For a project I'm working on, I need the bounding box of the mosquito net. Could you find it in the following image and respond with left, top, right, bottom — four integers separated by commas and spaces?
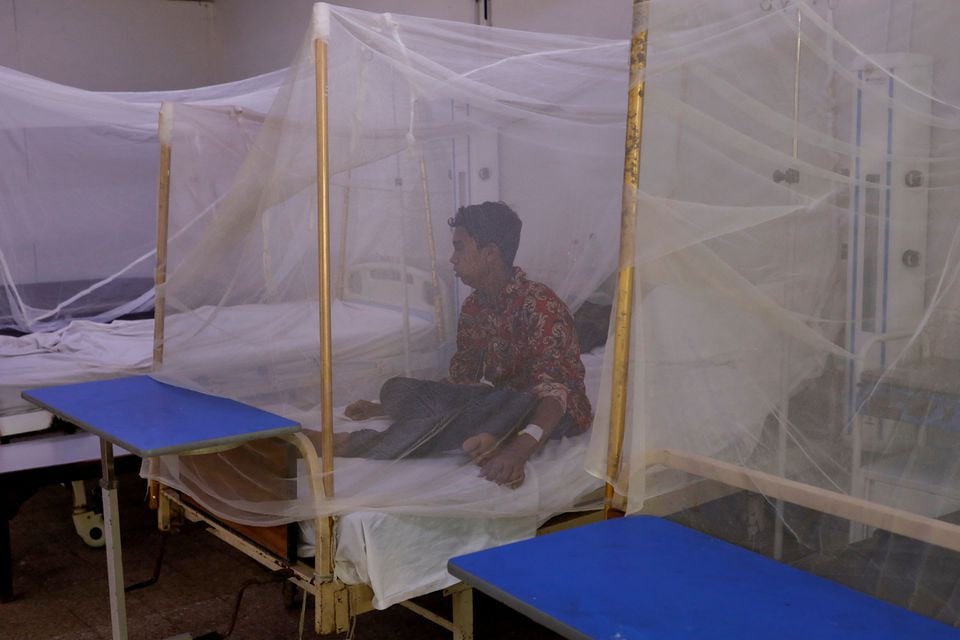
581, 0, 960, 625
148, 4, 627, 523
145, 0, 960, 623
0, 65, 284, 333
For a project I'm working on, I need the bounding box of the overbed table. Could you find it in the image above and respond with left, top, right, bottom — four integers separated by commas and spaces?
22, 375, 301, 640
448, 515, 959, 639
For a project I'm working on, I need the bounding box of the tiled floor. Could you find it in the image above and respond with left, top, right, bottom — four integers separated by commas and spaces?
4, 473, 562, 640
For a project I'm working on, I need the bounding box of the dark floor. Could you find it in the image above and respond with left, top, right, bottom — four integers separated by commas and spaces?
7, 473, 960, 640
4, 473, 565, 640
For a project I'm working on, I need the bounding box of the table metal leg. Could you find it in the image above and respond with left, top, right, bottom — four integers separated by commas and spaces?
100, 439, 128, 640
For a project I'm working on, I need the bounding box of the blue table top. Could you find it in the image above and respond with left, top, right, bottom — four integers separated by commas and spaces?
22, 376, 300, 457
449, 515, 959, 640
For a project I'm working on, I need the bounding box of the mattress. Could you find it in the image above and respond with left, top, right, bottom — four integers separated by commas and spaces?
0, 277, 155, 333
327, 434, 600, 609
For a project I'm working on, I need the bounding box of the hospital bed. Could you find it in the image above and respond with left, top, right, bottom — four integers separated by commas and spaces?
152, 344, 608, 634
0, 262, 444, 428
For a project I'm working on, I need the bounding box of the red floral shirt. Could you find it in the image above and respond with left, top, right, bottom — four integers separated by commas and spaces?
449, 268, 592, 431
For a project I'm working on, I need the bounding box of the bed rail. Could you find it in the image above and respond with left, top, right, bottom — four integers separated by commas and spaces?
645, 448, 960, 554
343, 261, 446, 320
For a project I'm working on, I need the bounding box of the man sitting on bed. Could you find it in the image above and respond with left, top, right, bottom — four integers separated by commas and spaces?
335, 201, 592, 489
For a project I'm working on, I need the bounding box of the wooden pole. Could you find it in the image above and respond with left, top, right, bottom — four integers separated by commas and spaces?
314, 36, 340, 634
605, 0, 650, 518
315, 38, 335, 500
152, 103, 173, 371
148, 103, 173, 511
419, 155, 447, 341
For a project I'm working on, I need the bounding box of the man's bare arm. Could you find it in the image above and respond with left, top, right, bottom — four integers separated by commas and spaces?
475, 396, 564, 486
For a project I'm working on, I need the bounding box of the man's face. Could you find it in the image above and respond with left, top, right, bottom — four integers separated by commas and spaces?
450, 227, 486, 289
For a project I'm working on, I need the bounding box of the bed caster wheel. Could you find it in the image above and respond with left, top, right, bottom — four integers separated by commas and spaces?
73, 510, 106, 547
70, 480, 105, 547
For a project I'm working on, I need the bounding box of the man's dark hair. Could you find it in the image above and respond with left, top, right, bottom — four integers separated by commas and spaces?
448, 201, 522, 266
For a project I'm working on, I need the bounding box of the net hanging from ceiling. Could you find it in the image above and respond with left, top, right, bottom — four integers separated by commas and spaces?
584, 0, 960, 625
149, 4, 628, 523
145, 0, 960, 625
0, 65, 283, 333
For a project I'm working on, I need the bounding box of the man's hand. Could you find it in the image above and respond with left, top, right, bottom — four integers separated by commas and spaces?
474, 433, 539, 489
344, 400, 385, 421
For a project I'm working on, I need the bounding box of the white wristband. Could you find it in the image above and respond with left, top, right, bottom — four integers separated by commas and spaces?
518, 423, 545, 442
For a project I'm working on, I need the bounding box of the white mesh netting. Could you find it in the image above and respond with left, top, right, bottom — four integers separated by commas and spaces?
148, 4, 626, 523
583, 0, 960, 623
0, 65, 284, 333
137, 1, 960, 622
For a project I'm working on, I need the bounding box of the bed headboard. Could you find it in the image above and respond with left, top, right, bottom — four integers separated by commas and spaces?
343, 262, 444, 318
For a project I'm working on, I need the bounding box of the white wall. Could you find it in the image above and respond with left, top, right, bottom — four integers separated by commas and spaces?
0, 0, 219, 91
215, 0, 632, 83
0, 0, 633, 90
492, 0, 632, 39
215, 0, 475, 81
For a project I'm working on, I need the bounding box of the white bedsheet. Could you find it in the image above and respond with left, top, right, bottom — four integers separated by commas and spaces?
0, 300, 435, 419
329, 433, 600, 609
0, 318, 154, 418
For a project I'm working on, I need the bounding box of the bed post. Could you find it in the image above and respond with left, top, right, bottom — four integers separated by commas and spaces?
419, 155, 447, 341
153, 102, 173, 371
314, 23, 343, 635
315, 37, 335, 500
148, 103, 174, 511
605, 0, 650, 518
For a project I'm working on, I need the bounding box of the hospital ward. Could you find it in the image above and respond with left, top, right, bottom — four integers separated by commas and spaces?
5, 0, 960, 638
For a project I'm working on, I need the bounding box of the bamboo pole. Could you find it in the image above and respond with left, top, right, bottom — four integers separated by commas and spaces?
152, 103, 173, 371
314, 37, 340, 634
335, 172, 351, 299
605, 0, 650, 518
148, 103, 174, 511
419, 155, 447, 341
315, 38, 335, 500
